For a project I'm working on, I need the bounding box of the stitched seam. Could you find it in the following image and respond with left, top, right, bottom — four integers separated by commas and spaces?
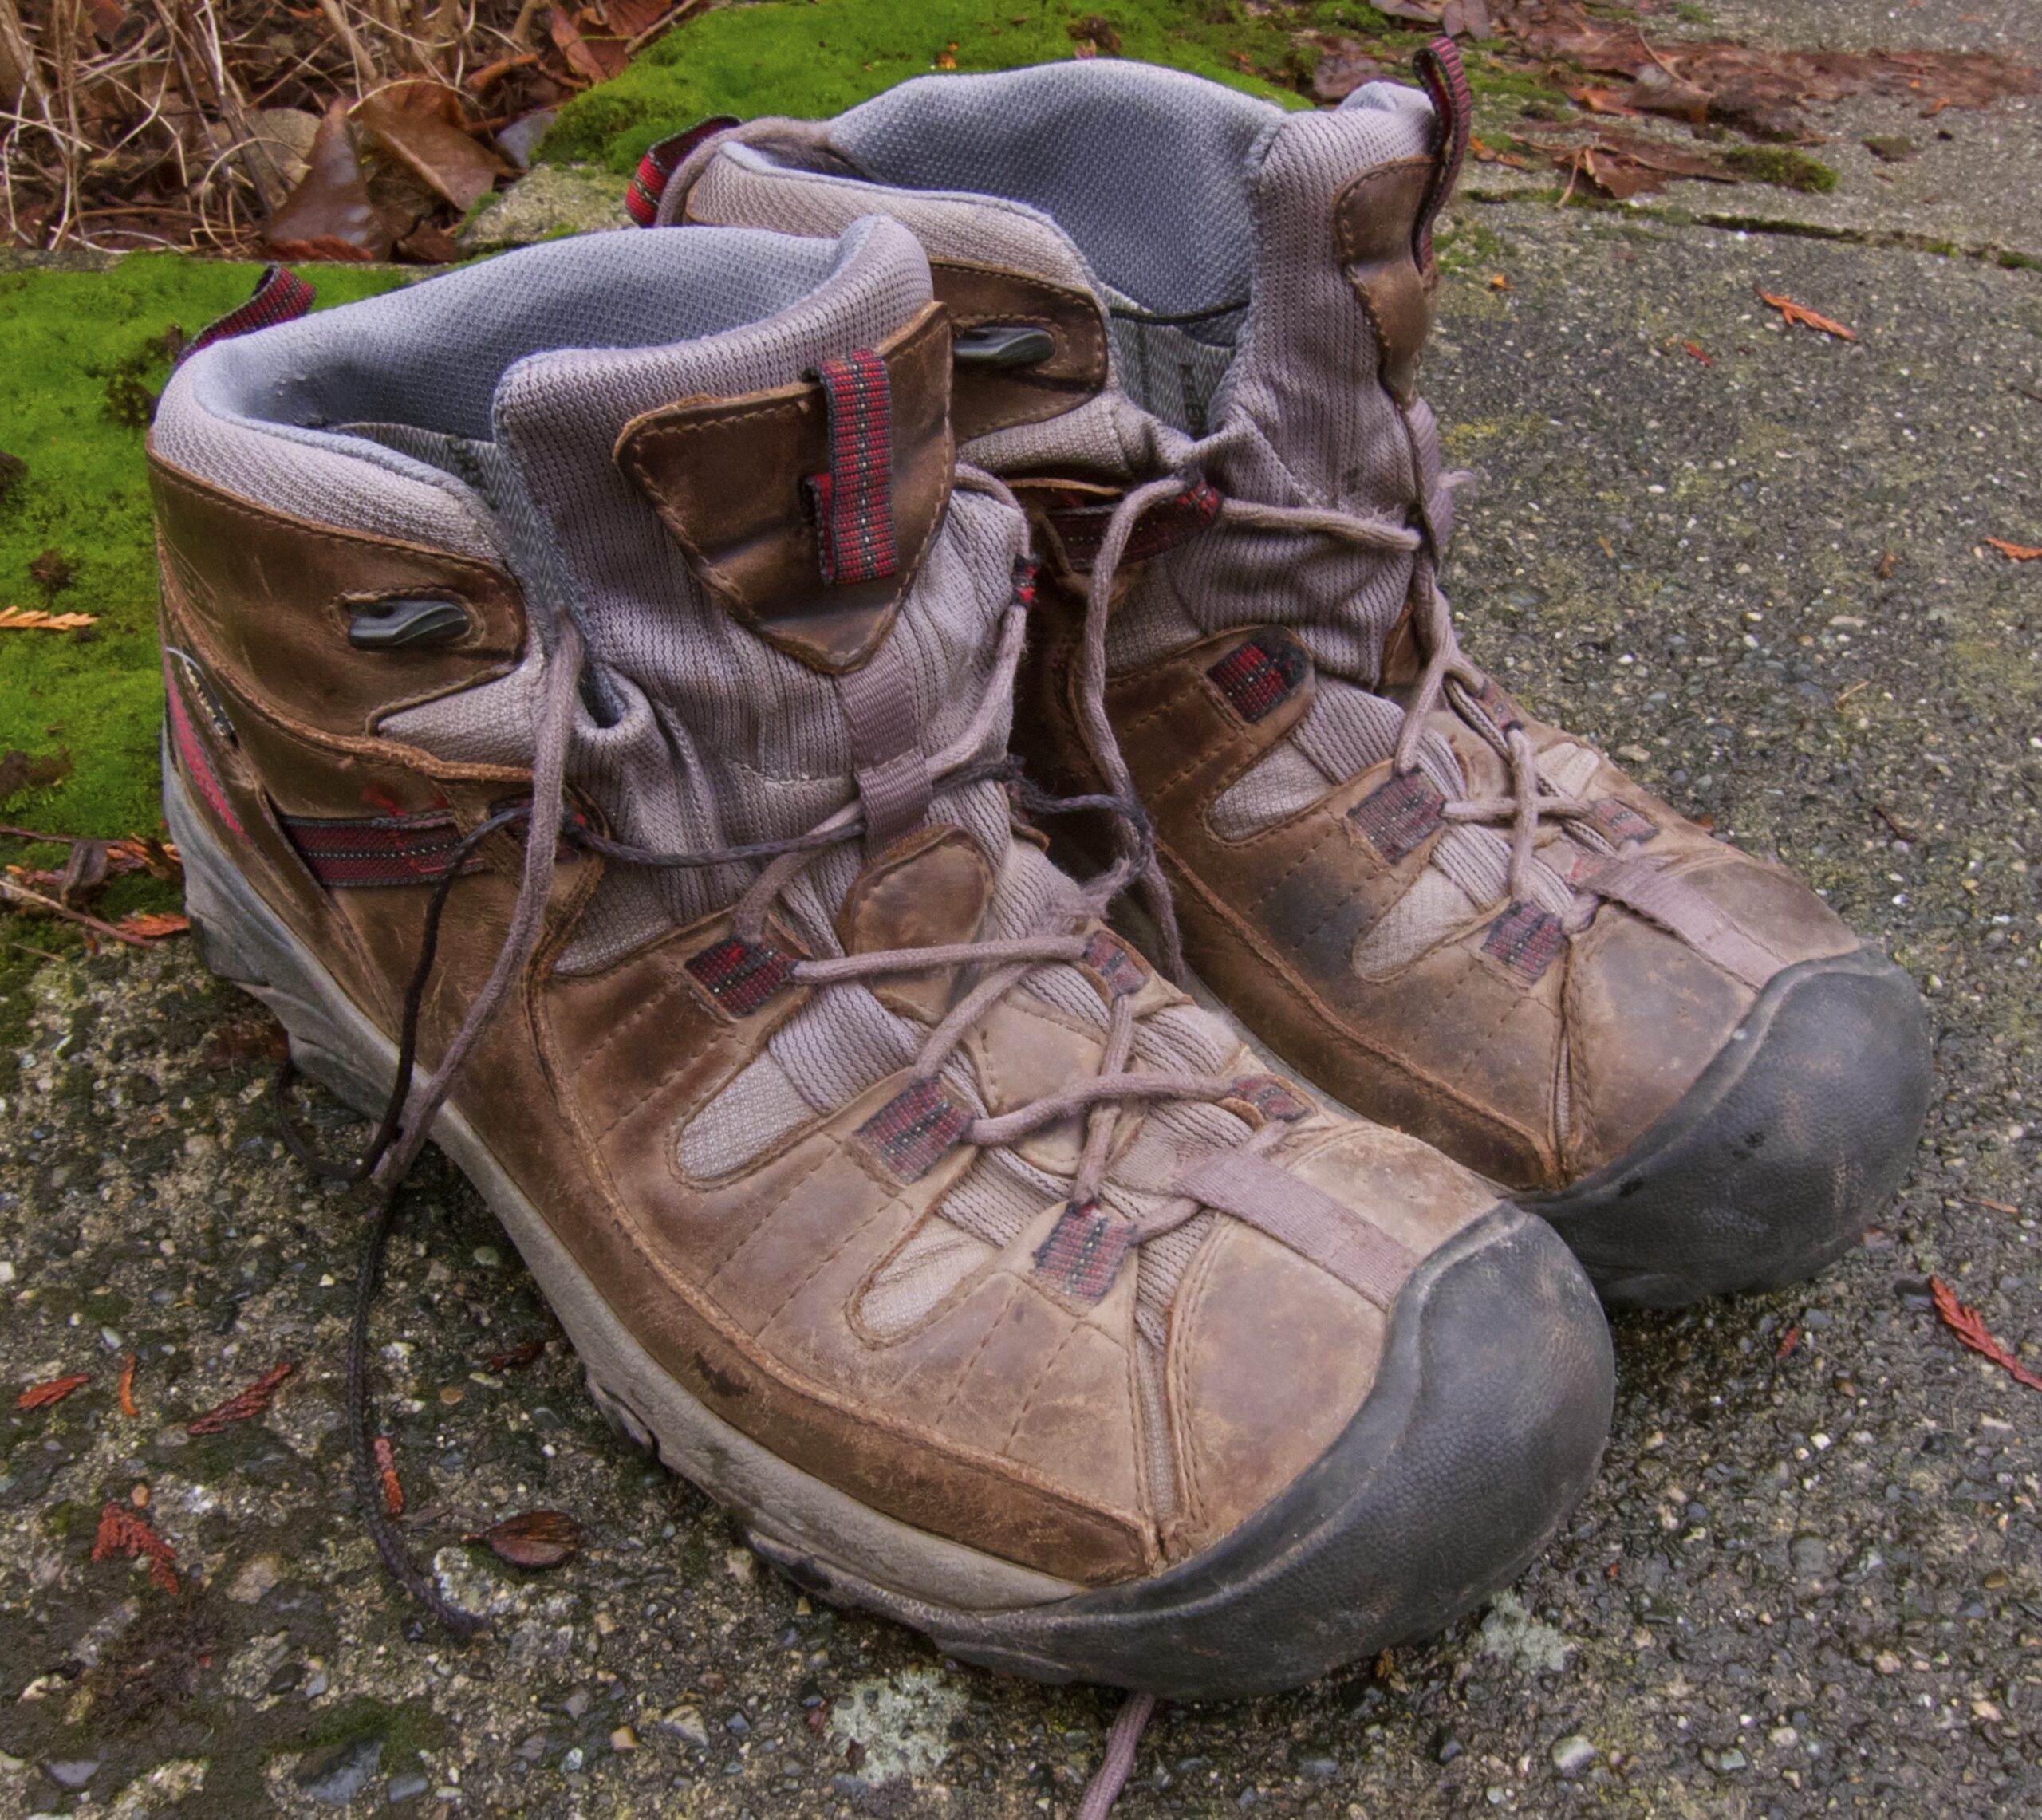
713, 1133, 877, 1316
1242, 814, 1351, 920
151, 459, 522, 599
929, 1274, 1024, 1428
1167, 1231, 1223, 1537
996, 1305, 1090, 1456
1158, 841, 1545, 1164
573, 948, 692, 1076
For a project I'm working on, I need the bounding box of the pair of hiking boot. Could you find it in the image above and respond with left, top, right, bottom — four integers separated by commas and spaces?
151, 43, 1928, 1806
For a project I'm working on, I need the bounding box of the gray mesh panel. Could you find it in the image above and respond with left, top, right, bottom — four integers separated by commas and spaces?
830, 61, 1285, 314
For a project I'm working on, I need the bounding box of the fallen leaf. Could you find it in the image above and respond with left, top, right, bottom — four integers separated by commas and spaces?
1931, 1277, 2042, 1392
263, 101, 392, 262
202, 1014, 290, 1071
484, 1338, 546, 1371
1468, 135, 1531, 169
1370, 0, 1445, 22
187, 1358, 295, 1435
1963, 1195, 2020, 1216
934, 41, 957, 70
0, 750, 71, 802
353, 82, 510, 214
1626, 75, 1714, 126
1874, 550, 1898, 579
374, 1436, 405, 1516
57, 837, 108, 907
550, 5, 629, 83
91, 1501, 179, 1594
1680, 341, 1713, 364
0, 605, 98, 632
1776, 1325, 1800, 1359
107, 835, 183, 884
1566, 85, 1640, 116
1758, 291, 1858, 341
119, 1353, 139, 1418
1438, 0, 1492, 38
1066, 15, 1121, 56
115, 912, 191, 940
475, 1509, 581, 1569
29, 549, 73, 592
1488, 273, 1512, 290
16, 1372, 90, 1410
1983, 535, 2042, 561
605, 0, 680, 39
1307, 37, 1383, 104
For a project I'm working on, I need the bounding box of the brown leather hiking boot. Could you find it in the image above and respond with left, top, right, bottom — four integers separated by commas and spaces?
151, 222, 1610, 1700
653, 47, 1934, 1308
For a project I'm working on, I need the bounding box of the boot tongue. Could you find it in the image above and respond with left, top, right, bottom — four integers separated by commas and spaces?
483, 217, 1019, 967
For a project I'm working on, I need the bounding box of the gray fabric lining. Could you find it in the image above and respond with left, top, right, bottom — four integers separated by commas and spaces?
828, 61, 1286, 316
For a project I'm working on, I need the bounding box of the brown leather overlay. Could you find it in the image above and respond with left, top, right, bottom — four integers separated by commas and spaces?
932, 259, 1111, 442
1332, 158, 1434, 410
834, 824, 995, 1023
614, 301, 953, 674
149, 457, 527, 739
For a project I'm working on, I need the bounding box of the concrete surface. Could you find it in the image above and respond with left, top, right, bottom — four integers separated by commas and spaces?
5, 15, 2042, 1820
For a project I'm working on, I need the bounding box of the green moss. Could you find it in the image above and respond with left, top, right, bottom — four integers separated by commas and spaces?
1723, 144, 1839, 193
542, 0, 1321, 171
0, 256, 408, 841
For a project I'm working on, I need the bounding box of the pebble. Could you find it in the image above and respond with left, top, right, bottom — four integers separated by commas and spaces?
386, 1769, 430, 1802
43, 1760, 98, 1790
660, 1706, 710, 1748
1551, 1734, 1597, 1775
228, 1553, 283, 1603
297, 1736, 381, 1806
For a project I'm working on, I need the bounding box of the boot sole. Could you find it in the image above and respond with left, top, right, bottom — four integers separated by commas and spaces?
167, 757, 1612, 1698
1522, 946, 1933, 1309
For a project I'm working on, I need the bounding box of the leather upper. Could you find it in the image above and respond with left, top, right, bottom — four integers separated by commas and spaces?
150, 447, 1510, 1586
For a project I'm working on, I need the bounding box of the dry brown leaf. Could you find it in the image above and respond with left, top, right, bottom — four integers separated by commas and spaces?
373, 1436, 405, 1516
1438, 0, 1492, 38
1758, 291, 1859, 340
16, 1372, 90, 1410
550, 6, 629, 84
0, 605, 98, 632
484, 1338, 546, 1372
91, 1501, 179, 1594
118, 1352, 140, 1419
1468, 135, 1531, 169
1931, 1277, 2042, 1392
116, 911, 191, 940
475, 1509, 581, 1569
1565, 85, 1640, 117
187, 1358, 295, 1435
354, 83, 510, 213
1983, 536, 2042, 561
263, 101, 392, 262
1681, 340, 1713, 364
1307, 37, 1385, 104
